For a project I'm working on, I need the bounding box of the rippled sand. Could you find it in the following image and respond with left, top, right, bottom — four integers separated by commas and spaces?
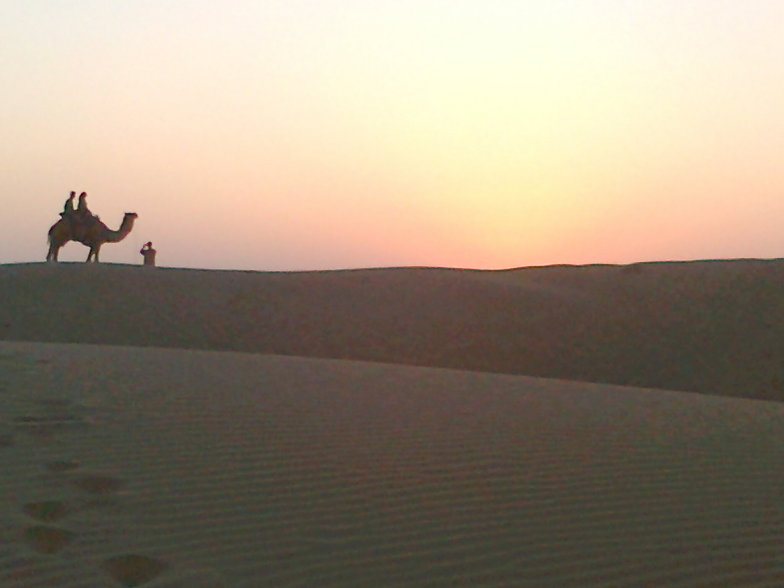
1, 261, 783, 585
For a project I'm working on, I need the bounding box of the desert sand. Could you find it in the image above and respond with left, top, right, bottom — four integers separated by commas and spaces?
3, 259, 784, 400
1, 260, 783, 586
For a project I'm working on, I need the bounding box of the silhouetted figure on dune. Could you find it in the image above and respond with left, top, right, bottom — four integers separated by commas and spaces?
47, 191, 138, 263
140, 241, 156, 267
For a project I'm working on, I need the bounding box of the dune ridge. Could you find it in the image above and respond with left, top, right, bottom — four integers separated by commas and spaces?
2, 259, 784, 400
2, 260, 784, 585
1, 342, 783, 586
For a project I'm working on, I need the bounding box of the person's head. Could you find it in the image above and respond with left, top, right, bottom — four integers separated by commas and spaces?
79, 192, 87, 198
69, 191, 75, 197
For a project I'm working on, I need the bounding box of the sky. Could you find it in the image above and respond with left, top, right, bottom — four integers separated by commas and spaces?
1, 1, 783, 270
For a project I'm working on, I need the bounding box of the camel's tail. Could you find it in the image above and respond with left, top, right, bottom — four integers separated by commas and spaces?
46, 227, 54, 261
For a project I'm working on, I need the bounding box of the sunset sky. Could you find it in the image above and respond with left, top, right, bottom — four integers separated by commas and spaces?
2, 1, 782, 270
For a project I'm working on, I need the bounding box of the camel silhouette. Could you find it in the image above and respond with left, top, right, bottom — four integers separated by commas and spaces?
46, 212, 138, 263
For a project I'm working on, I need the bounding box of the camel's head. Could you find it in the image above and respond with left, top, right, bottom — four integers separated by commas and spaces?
124, 213, 139, 220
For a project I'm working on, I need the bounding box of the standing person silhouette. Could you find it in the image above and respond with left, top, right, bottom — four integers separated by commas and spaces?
140, 242, 156, 266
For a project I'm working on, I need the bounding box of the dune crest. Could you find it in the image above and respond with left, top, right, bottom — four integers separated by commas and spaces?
2, 260, 783, 585
2, 259, 784, 400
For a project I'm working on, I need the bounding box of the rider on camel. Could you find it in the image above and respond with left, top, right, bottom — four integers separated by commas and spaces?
76, 192, 92, 219
61, 191, 76, 217
60, 191, 96, 242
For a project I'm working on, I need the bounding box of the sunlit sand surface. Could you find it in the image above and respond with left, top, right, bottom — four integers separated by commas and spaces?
1, 261, 783, 585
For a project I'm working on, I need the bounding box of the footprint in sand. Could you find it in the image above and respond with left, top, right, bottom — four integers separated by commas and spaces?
102, 554, 170, 587
19, 486, 77, 555
16, 450, 173, 585
22, 525, 75, 555
16, 465, 116, 560
43, 462, 126, 500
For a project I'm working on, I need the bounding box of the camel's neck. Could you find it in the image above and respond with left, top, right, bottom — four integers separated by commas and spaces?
105, 216, 136, 243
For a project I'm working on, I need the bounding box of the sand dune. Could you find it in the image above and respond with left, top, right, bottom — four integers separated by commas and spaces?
2, 260, 784, 586
1, 341, 783, 586
2, 260, 784, 399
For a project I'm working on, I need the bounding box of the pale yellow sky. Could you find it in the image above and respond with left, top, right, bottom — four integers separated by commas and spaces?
2, 1, 783, 269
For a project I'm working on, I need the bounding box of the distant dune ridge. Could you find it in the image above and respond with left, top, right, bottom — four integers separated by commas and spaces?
2, 259, 784, 399
1, 260, 784, 586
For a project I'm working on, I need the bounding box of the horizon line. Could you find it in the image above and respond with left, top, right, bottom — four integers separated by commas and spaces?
3, 256, 784, 274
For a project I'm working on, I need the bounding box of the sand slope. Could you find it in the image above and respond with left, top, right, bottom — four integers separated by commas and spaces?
1, 341, 784, 586
2, 260, 784, 399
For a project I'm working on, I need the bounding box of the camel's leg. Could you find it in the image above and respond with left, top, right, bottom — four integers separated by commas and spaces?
86, 245, 100, 263
46, 244, 59, 262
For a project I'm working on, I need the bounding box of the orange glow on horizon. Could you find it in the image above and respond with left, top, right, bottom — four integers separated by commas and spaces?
1, 2, 783, 269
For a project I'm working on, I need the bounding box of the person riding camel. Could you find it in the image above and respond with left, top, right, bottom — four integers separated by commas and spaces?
60, 191, 96, 242
60, 191, 76, 217
76, 192, 92, 219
